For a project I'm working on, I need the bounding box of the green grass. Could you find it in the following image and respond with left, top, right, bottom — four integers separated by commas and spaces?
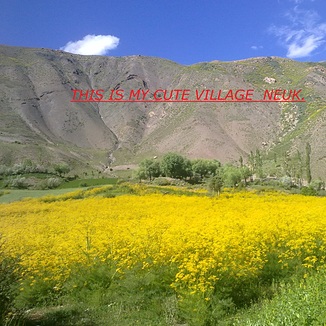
231, 269, 326, 325
13, 265, 178, 326
0, 178, 117, 203
0, 181, 199, 203
0, 179, 202, 203
0, 188, 83, 203
9, 259, 326, 326
58, 178, 118, 189
108, 169, 134, 179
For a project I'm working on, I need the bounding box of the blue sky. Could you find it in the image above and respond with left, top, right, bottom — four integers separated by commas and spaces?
0, 0, 325, 64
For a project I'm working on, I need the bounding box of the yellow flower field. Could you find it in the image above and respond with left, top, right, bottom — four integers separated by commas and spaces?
1, 189, 326, 297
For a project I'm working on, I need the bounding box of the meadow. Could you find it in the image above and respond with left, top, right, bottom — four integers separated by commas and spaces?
0, 184, 326, 325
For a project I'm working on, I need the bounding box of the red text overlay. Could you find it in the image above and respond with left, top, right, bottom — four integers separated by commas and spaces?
70, 89, 305, 103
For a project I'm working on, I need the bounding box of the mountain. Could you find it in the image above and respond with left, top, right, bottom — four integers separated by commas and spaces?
0, 45, 325, 177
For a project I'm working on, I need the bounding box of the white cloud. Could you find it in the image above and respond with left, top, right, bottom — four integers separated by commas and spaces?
287, 35, 323, 57
60, 34, 119, 55
270, 7, 326, 58
289, 0, 316, 3
251, 45, 263, 50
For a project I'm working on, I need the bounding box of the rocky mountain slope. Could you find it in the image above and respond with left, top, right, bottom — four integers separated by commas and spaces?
0, 45, 325, 177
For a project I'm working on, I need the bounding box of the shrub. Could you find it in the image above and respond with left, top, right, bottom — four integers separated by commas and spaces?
301, 186, 317, 196
46, 178, 62, 189
53, 163, 71, 177
0, 162, 49, 177
10, 177, 29, 189
12, 163, 26, 175
0, 165, 9, 176
310, 179, 325, 191
152, 177, 172, 186
280, 176, 293, 190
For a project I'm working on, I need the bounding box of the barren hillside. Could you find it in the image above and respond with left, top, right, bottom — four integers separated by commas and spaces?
0, 45, 325, 177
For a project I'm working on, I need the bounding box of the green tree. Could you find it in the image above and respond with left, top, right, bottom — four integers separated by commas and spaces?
239, 156, 244, 168
240, 166, 251, 186
207, 168, 224, 195
206, 160, 221, 175
192, 159, 220, 179
282, 151, 290, 177
160, 153, 191, 179
292, 150, 303, 188
223, 165, 242, 188
138, 158, 161, 181
306, 142, 312, 184
248, 151, 255, 174
273, 152, 277, 164
255, 149, 263, 178
248, 150, 264, 178
53, 163, 70, 177
135, 168, 147, 182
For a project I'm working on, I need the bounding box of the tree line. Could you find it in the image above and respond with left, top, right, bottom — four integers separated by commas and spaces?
136, 143, 325, 195
136, 152, 250, 194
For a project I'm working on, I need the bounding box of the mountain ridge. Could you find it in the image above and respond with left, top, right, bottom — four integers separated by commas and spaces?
0, 45, 325, 177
